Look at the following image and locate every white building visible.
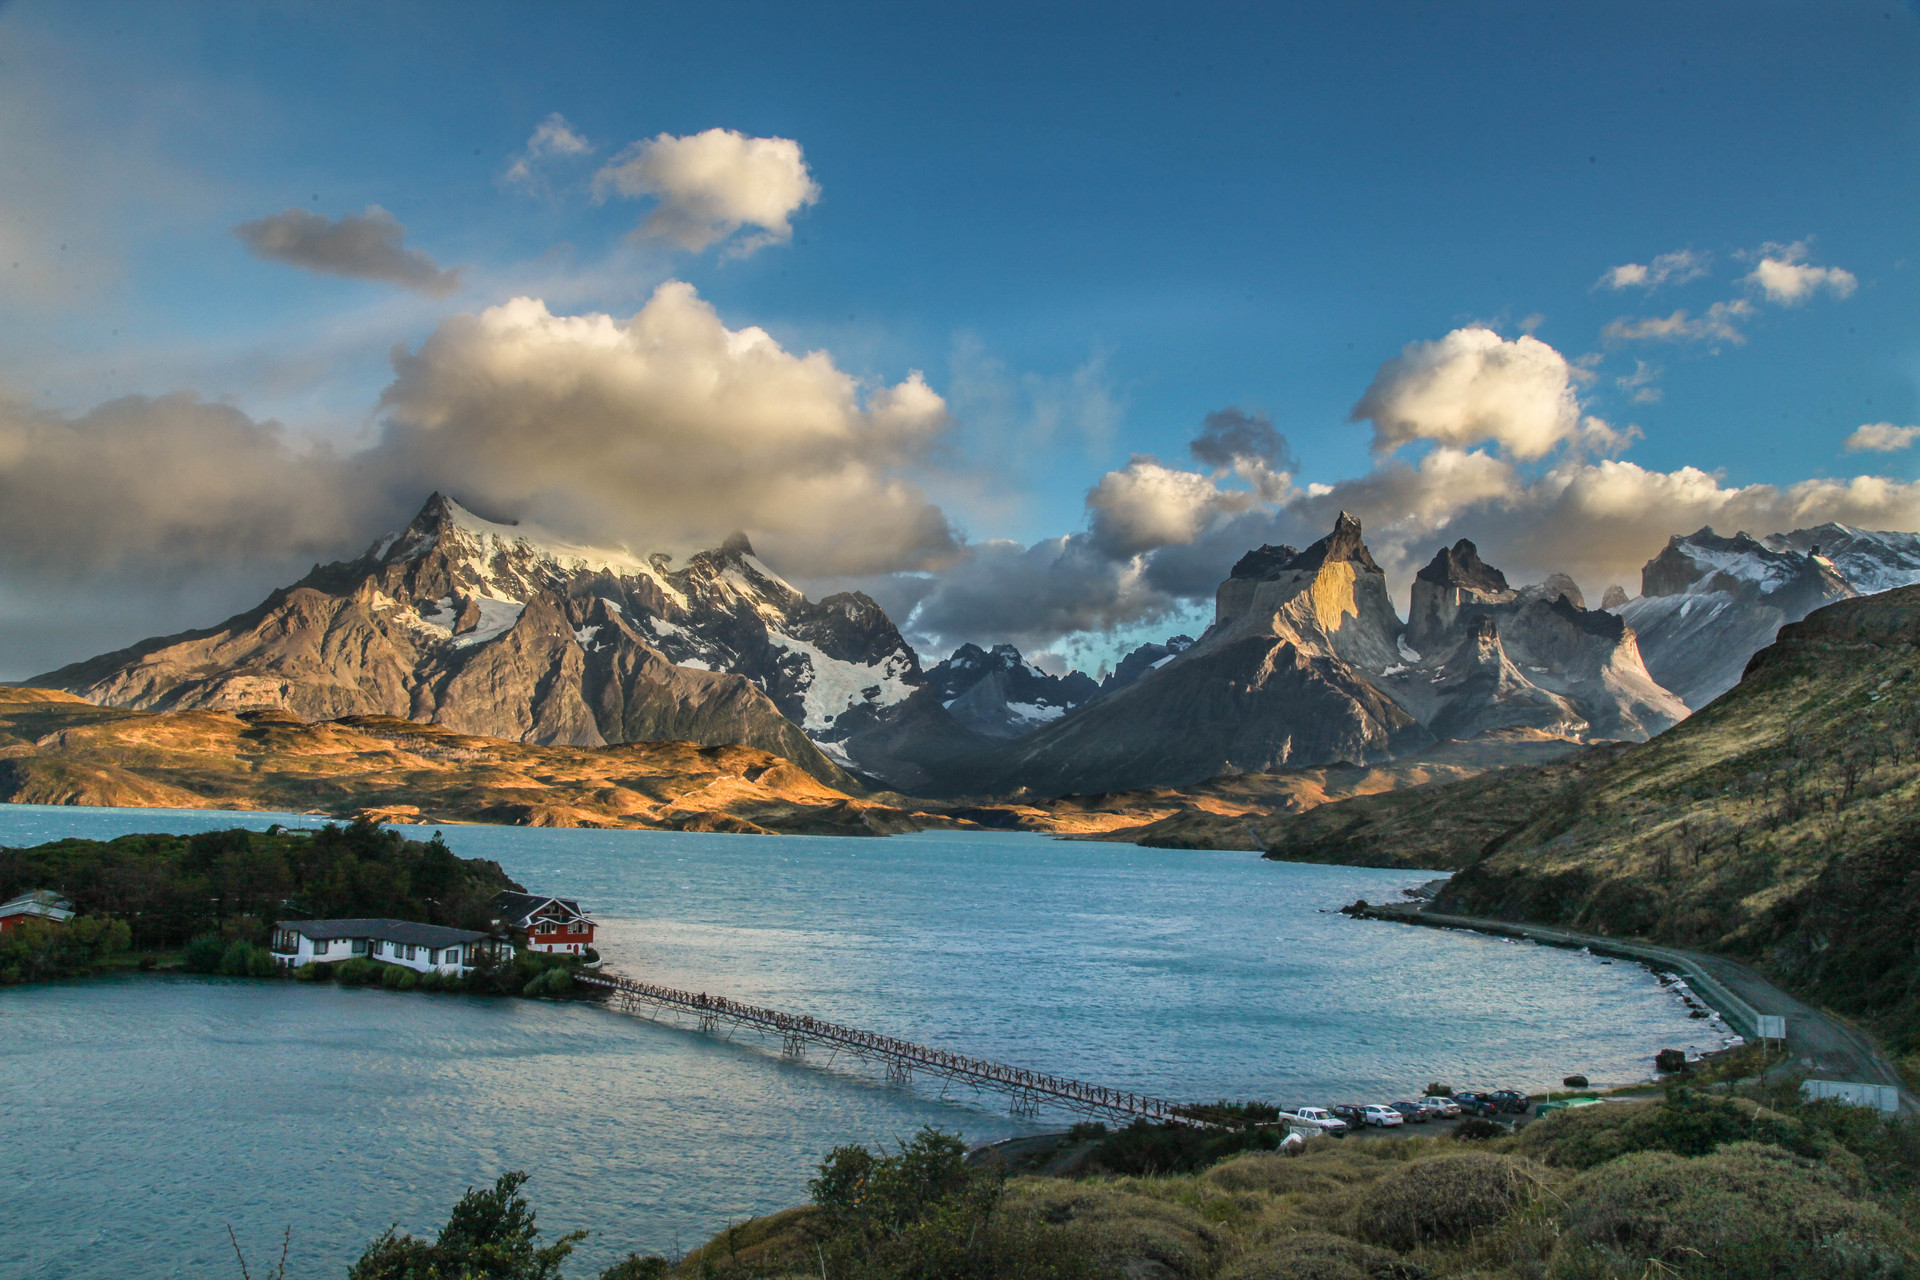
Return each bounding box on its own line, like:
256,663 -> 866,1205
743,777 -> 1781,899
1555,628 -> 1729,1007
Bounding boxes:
270,918 -> 507,974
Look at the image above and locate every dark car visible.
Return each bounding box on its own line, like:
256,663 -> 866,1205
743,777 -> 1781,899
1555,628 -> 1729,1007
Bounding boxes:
1388,1100 -> 1430,1123
1451,1092 -> 1500,1117
1486,1089 -> 1531,1115
1329,1104 -> 1368,1128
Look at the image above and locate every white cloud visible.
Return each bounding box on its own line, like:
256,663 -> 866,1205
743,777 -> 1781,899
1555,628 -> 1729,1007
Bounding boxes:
233,206 -> 461,296
1745,240 -> 1857,305
373,282 -> 955,575
593,128 -> 820,255
1348,327 -> 1584,461
504,112 -> 593,190
1845,422 -> 1920,453
1596,249 -> 1710,292
1616,359 -> 1663,404
1602,299 -> 1753,345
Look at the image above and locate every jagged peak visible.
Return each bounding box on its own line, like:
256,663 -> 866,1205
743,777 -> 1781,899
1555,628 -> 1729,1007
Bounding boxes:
1415,539 -> 1511,594
719,531 -> 756,559
1228,513 -> 1381,582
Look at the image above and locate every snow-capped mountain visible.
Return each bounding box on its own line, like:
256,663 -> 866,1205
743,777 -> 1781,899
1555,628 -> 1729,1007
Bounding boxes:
1609,529 -> 1856,709
987,516 -> 1683,796
922,643 -> 1098,740
1761,523 -> 1920,594
1097,635 -> 1196,695
32,494 -> 927,785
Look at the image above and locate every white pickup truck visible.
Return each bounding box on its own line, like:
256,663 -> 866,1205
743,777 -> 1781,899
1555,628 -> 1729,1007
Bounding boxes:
1286,1106 -> 1350,1134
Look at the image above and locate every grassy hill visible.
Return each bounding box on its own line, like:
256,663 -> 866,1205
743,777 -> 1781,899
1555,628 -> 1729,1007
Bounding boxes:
1263,585 -> 1920,1067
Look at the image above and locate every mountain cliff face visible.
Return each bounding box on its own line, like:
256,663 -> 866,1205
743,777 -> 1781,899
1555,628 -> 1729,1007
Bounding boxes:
29,495 -> 928,787
986,514 -> 1432,795
1376,539 -> 1686,742
1097,635 -> 1196,696
1611,529 -> 1857,709
922,644 -> 1098,740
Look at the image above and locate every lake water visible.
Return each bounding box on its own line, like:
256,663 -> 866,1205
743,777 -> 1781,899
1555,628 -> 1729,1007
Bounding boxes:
1,805 -> 1726,1279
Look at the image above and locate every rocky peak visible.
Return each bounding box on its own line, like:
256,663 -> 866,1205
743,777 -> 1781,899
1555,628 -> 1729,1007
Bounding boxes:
1289,511 -> 1382,575
1230,544 -> 1300,580
1599,584 -> 1630,611
1415,540 -> 1511,595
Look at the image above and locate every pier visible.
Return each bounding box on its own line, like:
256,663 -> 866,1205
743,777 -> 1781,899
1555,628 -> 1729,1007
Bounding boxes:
578,971 -> 1190,1123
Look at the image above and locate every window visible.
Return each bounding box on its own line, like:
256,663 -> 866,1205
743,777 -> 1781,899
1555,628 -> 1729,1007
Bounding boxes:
406,945 -> 417,961
313,938 -> 329,956
428,948 -> 440,964
352,938 -> 368,955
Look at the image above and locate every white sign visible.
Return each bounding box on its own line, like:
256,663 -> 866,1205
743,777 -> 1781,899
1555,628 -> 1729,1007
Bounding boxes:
1756,1015 -> 1786,1040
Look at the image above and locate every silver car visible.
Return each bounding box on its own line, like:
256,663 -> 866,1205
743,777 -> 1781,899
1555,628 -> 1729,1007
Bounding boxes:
1417,1096 -> 1461,1118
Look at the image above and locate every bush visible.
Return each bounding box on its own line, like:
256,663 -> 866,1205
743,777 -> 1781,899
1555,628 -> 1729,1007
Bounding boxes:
1356,1153 -> 1548,1251
1513,1089 -> 1831,1170
292,960 -> 327,982
1220,1231 -> 1429,1280
183,932 -> 228,973
0,914 -> 131,983
1550,1142 -> 1917,1279
521,966 -> 574,999
997,1180 -> 1231,1280
217,940 -> 278,977
1082,1118 -> 1288,1176
335,957 -> 382,985
1452,1117 -> 1507,1141
349,1171 -> 583,1280
597,1253 -> 669,1280
1424,1082 -> 1454,1097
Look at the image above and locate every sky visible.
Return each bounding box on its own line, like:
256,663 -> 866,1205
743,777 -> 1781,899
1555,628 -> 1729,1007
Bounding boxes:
2,0 -> 1919,679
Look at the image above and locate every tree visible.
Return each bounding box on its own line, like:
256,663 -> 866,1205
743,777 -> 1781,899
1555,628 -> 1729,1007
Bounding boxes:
349,1172 -> 585,1280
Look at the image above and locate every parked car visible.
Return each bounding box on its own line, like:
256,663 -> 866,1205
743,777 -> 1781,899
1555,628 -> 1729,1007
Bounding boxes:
1416,1096 -> 1461,1119
1361,1104 -> 1405,1127
1486,1089 -> 1531,1115
1388,1100 -> 1430,1123
1330,1104 -> 1369,1129
1289,1107 -> 1349,1134
1451,1092 -> 1500,1117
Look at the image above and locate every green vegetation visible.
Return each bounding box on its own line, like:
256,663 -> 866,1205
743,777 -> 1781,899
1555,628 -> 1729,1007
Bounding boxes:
362,1085 -> 1920,1280
0,913 -> 129,983
0,817 -> 517,953
350,1172 -> 585,1280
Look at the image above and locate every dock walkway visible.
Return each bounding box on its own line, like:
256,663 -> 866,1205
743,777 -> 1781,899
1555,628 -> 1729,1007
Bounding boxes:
577,971 -> 1188,1123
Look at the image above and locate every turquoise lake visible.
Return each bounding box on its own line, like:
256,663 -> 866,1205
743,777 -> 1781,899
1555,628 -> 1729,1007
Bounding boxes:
0,805 -> 1727,1278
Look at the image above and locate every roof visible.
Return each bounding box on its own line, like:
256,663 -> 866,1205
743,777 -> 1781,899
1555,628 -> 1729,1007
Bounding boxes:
0,890 -> 76,921
275,918 -> 491,947
494,890 -> 595,928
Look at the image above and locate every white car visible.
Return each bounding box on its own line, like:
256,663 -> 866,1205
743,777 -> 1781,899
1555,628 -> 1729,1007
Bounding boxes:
1289,1107 -> 1350,1134
1417,1096 -> 1461,1118
1361,1104 -> 1405,1127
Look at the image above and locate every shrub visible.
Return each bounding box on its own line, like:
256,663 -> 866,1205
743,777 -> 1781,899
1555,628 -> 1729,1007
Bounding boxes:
1550,1142 -> 1917,1279
381,964 -> 416,991
1220,1231 -> 1429,1280
0,914 -> 131,983
217,940 -> 278,977
598,1254 -> 669,1280
349,1171 -> 583,1280
1452,1118 -> 1507,1141
293,961 -> 326,982
1356,1153 -> 1548,1251
183,932 -> 228,973
335,958 -> 381,985
1424,1082 -> 1454,1097
1513,1089 -> 1830,1170
1082,1118 -> 1287,1176
521,967 -> 574,998
1563,1075 -> 1589,1088
998,1180 -> 1231,1280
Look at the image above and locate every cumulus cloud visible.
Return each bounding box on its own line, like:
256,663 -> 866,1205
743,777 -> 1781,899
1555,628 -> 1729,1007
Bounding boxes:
504,112 -> 593,190
1602,299 -> 1752,345
593,128 -> 820,255
1596,249 -> 1710,292
373,282 -> 955,575
233,206 -> 460,295
1189,406 -> 1295,472
1348,327 -> 1585,460
1846,422 -> 1920,453
0,390 -> 377,581
1745,240 -> 1857,305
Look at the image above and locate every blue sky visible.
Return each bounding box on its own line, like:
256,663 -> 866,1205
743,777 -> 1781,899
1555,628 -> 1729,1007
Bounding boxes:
2,1 -> 1918,675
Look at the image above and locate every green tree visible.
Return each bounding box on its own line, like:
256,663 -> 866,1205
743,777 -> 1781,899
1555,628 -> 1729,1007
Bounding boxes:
349,1172 -> 584,1280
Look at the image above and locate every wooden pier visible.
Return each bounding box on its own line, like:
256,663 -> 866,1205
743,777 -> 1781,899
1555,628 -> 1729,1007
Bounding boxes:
577,971 -> 1188,1123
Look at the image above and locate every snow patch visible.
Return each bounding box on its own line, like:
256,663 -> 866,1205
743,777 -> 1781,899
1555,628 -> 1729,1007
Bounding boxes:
1005,701 -> 1067,724
769,631 -> 918,732
1397,636 -> 1422,663
1148,654 -> 1176,670
453,597 -> 526,647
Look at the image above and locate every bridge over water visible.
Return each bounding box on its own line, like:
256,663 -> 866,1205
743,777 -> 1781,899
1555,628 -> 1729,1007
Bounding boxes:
578,971 -> 1193,1123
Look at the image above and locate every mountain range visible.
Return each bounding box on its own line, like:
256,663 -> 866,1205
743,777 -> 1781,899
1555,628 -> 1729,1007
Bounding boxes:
23,493 -> 1920,800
